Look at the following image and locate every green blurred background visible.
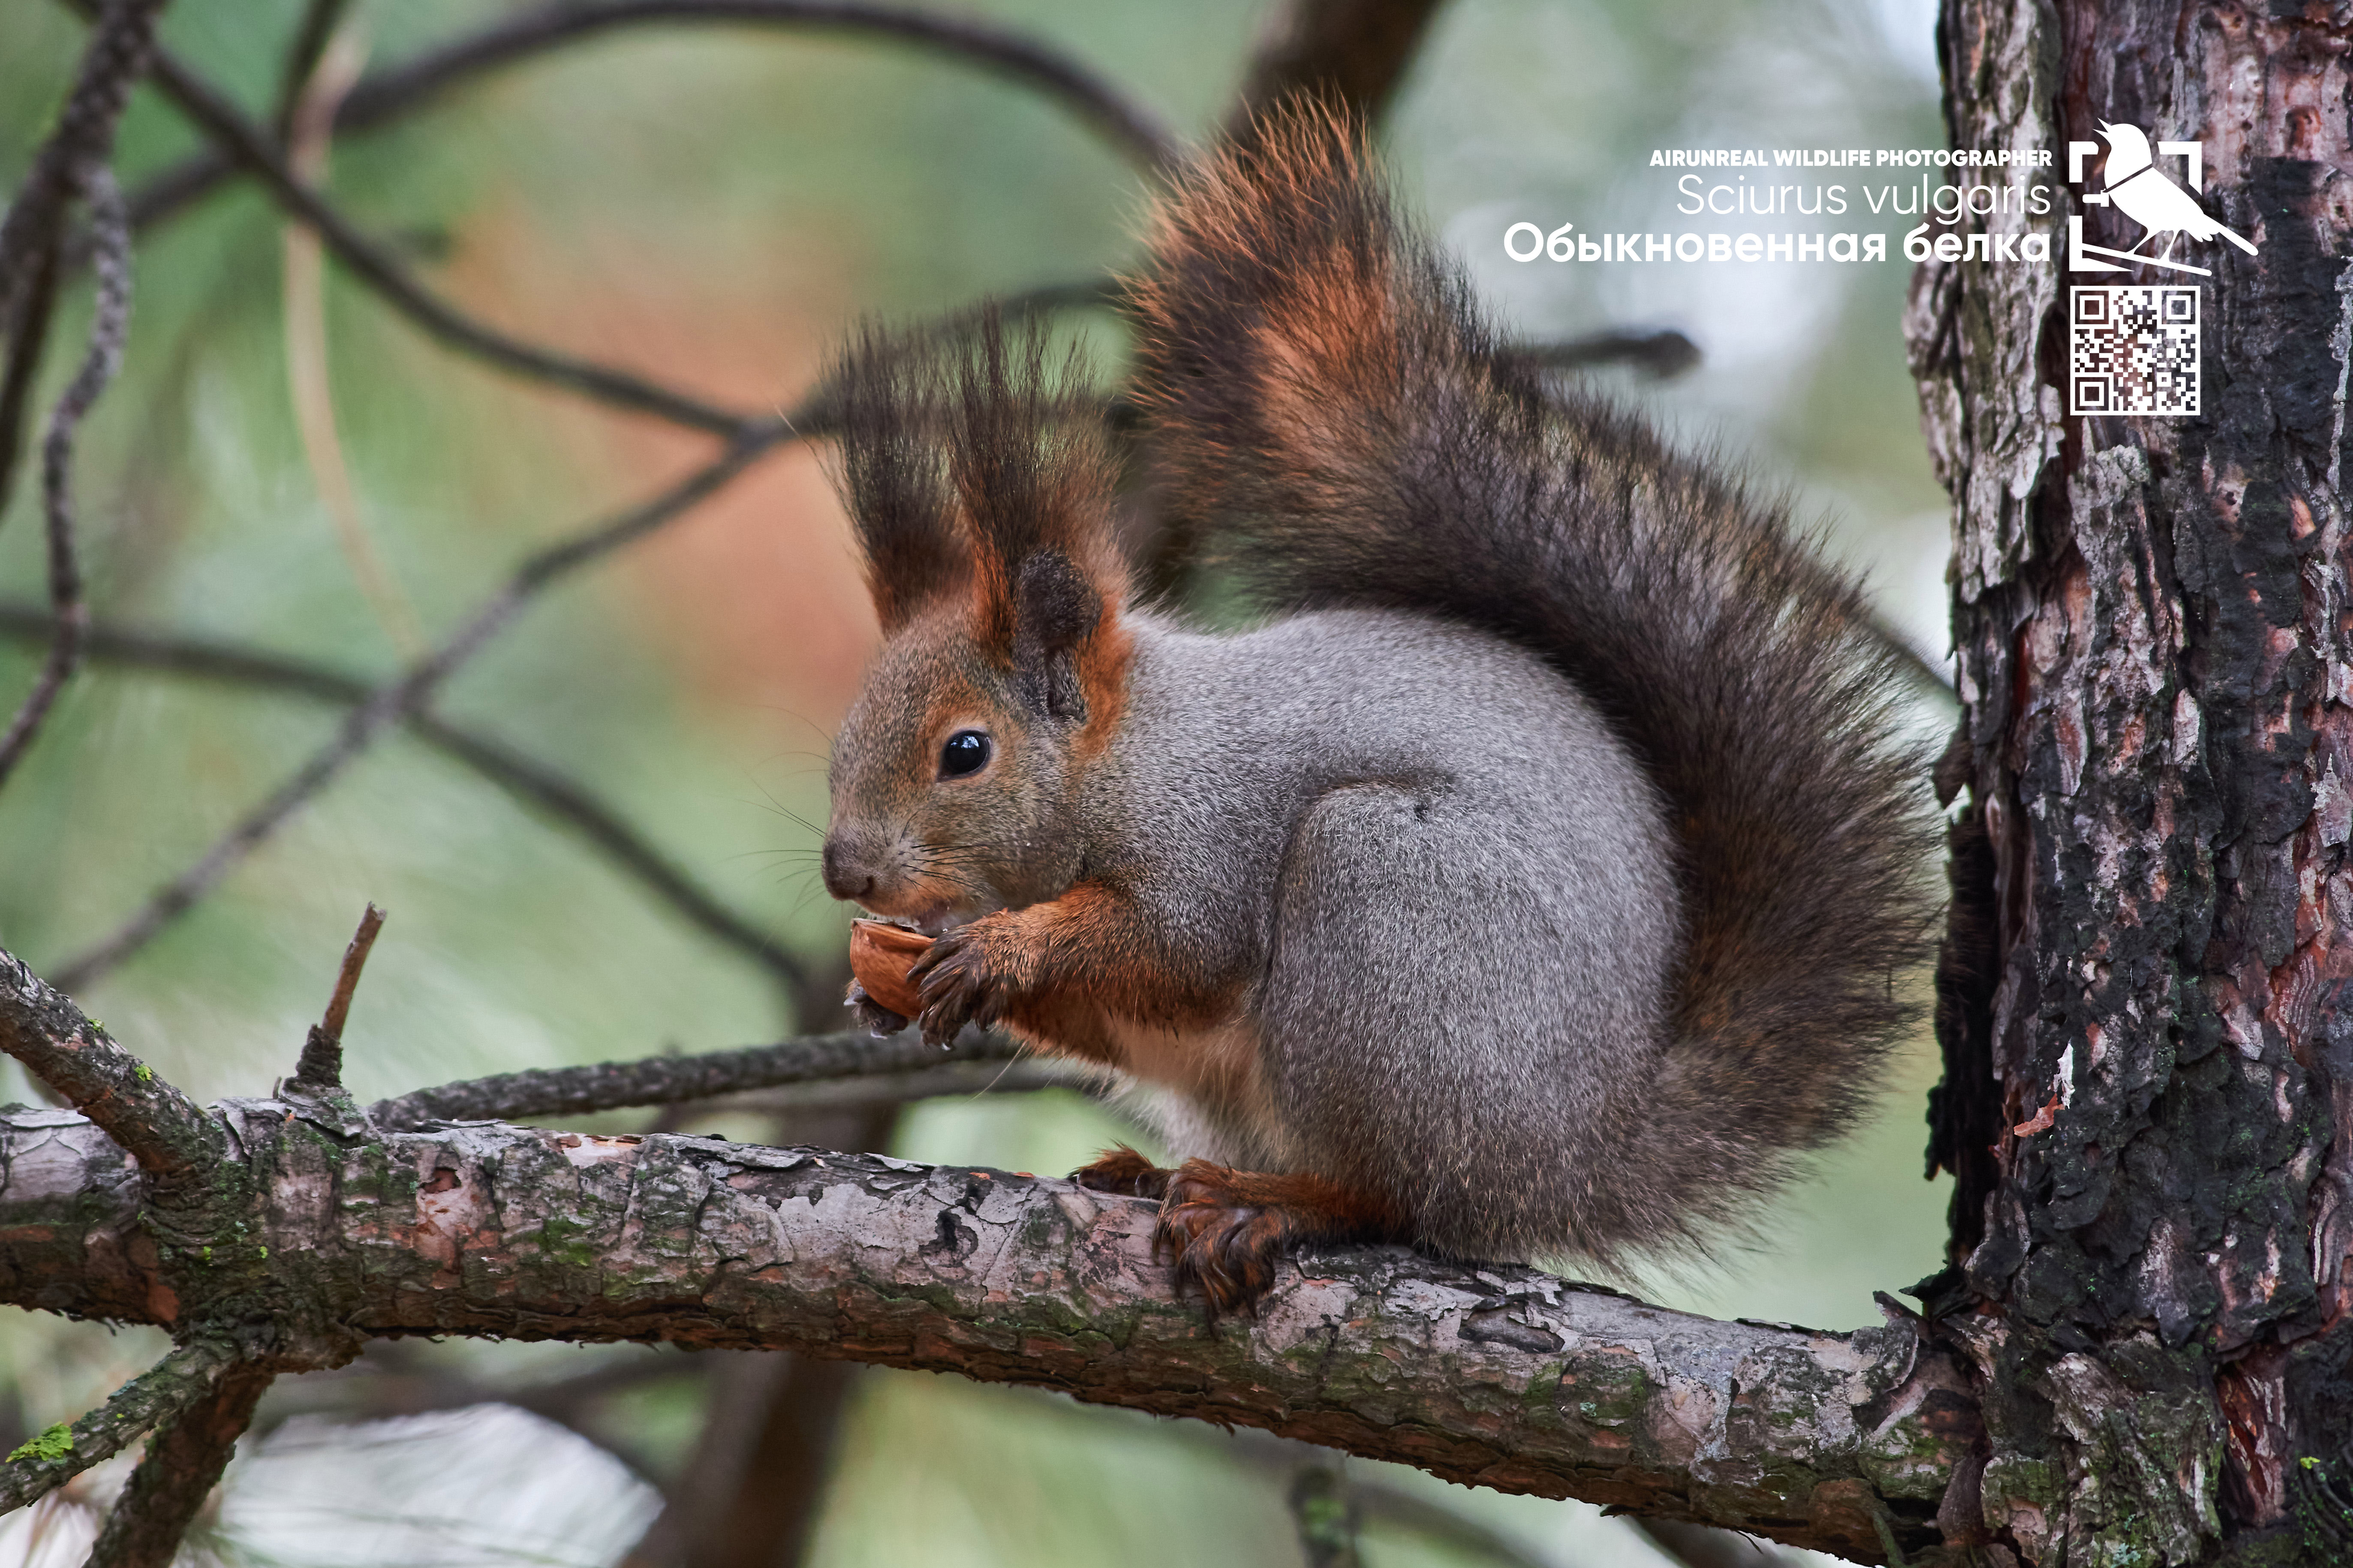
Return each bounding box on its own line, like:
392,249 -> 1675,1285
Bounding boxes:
0,0 -> 1954,1562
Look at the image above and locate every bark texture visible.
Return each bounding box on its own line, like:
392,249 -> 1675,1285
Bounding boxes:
1909,1 -> 2353,1562
0,1102 -> 1976,1562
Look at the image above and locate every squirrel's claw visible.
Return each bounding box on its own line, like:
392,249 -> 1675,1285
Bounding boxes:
907,928 -> 1006,1048
843,980 -> 909,1038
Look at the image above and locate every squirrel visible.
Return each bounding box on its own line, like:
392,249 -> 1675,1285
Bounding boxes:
816,105 -> 1937,1316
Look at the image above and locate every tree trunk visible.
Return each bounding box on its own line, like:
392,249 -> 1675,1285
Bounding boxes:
1909,1 -> 2353,1562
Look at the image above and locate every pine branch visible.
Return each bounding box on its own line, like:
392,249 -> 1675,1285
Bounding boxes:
0,945 -> 219,1176
86,1362 -> 276,1568
0,1087 -> 1971,1564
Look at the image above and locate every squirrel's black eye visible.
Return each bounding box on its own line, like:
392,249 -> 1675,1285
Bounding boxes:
938,729 -> 992,779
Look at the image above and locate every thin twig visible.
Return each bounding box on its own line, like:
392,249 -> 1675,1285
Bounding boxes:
73,5 -> 1171,436
698,1057 -> 1102,1116
292,903 -> 385,1091
351,2 -> 1180,172
50,424 -> 793,992
86,1361 -> 276,1568
0,234 -> 63,528
0,1339 -> 239,1514
1505,327 -> 1702,381
0,166 -> 130,791
319,904 -> 386,1043
366,1026 -> 1022,1130
0,601 -> 815,997
1040,1395 -> 1560,1568
118,0 -> 1180,243
1871,611 -> 1958,699
126,38 -> 758,438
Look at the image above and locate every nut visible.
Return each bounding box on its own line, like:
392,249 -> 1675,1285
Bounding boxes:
848,919 -> 933,1018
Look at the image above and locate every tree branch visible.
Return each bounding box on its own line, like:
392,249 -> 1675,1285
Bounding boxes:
0,1339 -> 240,1513
48,423 -> 794,992
0,946 -> 219,1176
0,1095 -> 1973,1563
86,1361 -> 276,1568
117,0 -> 1180,249
0,600 -> 817,998
0,165 -> 129,791
366,1026 -> 1023,1130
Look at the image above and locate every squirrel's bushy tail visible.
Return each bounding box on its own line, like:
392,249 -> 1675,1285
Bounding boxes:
1130,107 -> 1939,1240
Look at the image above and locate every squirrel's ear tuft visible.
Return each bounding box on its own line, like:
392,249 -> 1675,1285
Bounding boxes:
945,310 -> 1129,697
825,323 -> 968,632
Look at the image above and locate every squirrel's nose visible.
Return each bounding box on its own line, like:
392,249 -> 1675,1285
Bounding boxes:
821,838 -> 877,903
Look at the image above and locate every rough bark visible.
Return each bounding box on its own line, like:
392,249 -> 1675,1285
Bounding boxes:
0,1103 -> 1977,1562
1909,1 -> 2353,1562
87,1362 -> 274,1568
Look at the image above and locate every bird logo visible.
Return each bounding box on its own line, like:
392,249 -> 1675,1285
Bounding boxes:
2067,122 -> 2256,276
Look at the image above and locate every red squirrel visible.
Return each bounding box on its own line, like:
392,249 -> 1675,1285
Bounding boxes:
818,108 -> 1937,1315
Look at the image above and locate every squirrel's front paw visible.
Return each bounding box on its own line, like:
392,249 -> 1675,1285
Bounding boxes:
906,925 -> 1010,1047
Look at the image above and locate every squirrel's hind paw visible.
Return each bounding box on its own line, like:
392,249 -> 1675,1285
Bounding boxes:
1152,1162 -> 1403,1320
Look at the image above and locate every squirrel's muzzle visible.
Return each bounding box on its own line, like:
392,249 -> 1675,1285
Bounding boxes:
821,836 -> 877,903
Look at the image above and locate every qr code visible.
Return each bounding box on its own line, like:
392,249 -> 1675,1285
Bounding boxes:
2070,286 -> 2199,416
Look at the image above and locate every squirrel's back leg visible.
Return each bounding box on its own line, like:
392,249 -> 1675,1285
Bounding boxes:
1075,763 -> 1675,1317
1152,1162 -> 1404,1316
